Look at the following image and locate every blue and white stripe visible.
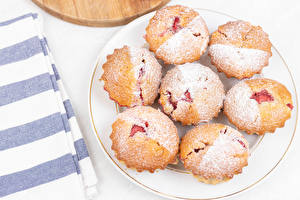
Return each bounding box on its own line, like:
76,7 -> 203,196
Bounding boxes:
0,13 -> 97,200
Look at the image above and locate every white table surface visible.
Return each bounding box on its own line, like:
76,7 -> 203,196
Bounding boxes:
1,0 -> 299,199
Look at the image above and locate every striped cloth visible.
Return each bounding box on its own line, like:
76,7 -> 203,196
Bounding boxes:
0,13 -> 98,199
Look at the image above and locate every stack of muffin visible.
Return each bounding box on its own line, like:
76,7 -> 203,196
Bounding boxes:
100,5 -> 293,184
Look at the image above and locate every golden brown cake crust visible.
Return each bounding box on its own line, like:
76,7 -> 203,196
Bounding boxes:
110,106 -> 179,173
101,46 -> 162,107
210,20 -> 272,53
180,124 -> 249,184
101,46 -> 136,107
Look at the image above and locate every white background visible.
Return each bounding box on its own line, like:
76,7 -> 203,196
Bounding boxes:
0,0 -> 299,199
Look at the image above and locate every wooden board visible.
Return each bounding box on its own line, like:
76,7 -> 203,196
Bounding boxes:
32,0 -> 170,27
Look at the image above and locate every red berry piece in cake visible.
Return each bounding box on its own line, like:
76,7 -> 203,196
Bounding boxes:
250,89 -> 274,104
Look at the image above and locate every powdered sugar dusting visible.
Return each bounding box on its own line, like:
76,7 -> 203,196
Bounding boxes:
224,81 -> 261,129
128,46 -> 162,106
156,15 -> 209,64
198,127 -> 249,179
209,44 -> 269,72
178,63 -> 219,93
129,46 -> 147,79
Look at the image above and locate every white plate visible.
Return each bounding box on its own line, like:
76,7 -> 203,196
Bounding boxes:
88,8 -> 298,200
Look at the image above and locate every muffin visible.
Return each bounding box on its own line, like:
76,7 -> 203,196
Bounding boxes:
224,78 -> 293,135
208,20 -> 272,79
180,123 -> 249,184
110,106 -> 179,172
145,5 -> 209,64
159,63 -> 225,125
101,45 -> 162,107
